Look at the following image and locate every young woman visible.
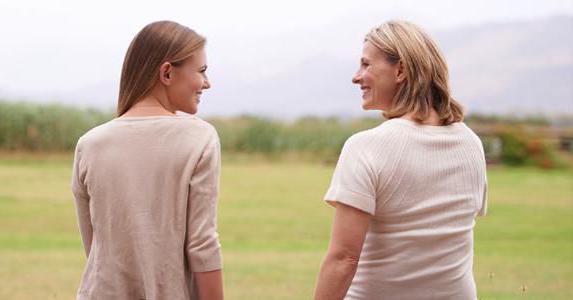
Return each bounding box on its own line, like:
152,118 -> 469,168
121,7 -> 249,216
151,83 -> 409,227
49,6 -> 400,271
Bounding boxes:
314,20 -> 488,300
71,21 -> 224,300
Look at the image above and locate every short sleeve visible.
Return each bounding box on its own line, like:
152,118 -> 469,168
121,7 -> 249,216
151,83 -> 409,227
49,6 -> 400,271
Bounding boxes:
477,139 -> 488,217
185,130 -> 223,272
477,177 -> 488,217
324,134 -> 377,215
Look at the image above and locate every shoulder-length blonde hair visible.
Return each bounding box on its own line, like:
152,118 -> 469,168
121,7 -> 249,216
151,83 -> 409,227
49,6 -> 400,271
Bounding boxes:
117,21 -> 206,116
366,20 -> 464,125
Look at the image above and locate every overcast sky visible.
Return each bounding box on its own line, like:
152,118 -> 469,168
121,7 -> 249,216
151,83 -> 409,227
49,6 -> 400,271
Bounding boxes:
1,0 -> 572,104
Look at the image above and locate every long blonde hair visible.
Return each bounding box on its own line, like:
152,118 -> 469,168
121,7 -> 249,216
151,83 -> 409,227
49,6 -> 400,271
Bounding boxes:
117,21 -> 206,116
366,20 -> 464,125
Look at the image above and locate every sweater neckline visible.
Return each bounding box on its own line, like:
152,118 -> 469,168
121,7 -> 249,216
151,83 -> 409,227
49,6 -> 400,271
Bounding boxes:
112,115 -> 196,121
387,118 -> 464,132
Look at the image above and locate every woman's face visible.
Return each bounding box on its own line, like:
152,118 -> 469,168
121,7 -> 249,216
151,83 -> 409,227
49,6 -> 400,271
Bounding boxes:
352,41 -> 402,111
166,48 -> 211,114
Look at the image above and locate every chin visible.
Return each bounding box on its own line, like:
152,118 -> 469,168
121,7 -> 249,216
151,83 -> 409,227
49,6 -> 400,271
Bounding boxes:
362,97 -> 387,111
362,99 -> 375,110
180,107 -> 197,115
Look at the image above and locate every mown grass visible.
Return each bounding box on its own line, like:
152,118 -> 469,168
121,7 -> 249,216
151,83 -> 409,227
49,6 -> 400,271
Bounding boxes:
0,154 -> 571,299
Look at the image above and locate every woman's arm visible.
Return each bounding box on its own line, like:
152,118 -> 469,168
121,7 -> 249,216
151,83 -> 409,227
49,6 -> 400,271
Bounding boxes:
186,130 -> 224,298
71,142 -> 93,257
314,202 -> 370,300
195,269 -> 224,300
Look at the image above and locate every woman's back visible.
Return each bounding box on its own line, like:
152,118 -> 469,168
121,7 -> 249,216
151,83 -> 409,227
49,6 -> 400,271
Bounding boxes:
72,115 -> 222,299
324,118 -> 487,299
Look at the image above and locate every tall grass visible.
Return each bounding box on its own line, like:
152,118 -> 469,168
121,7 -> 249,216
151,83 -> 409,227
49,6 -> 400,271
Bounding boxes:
0,101 -> 379,160
0,100 -> 568,167
211,116 -> 380,159
0,101 -> 111,151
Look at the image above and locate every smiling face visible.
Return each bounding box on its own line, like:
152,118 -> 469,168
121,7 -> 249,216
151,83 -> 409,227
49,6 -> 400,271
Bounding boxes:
164,47 -> 211,114
352,41 -> 403,111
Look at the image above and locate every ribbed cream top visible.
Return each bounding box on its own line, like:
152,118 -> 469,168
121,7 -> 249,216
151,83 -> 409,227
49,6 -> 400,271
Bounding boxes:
325,118 -> 487,300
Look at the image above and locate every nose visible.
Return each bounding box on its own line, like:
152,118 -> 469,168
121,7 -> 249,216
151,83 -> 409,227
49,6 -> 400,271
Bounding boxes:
203,78 -> 211,90
352,72 -> 361,85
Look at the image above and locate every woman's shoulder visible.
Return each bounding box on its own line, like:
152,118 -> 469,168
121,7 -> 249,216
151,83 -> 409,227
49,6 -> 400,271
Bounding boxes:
343,118 -> 477,151
346,119 -> 408,144
76,115 -> 218,148
161,115 -> 217,135
75,119 -> 114,148
342,122 -> 400,154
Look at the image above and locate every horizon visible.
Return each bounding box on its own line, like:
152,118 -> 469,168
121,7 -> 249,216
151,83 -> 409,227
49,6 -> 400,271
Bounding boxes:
1,1 -> 572,118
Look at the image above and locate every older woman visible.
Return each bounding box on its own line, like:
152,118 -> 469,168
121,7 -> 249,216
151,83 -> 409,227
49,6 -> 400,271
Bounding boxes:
314,20 -> 487,300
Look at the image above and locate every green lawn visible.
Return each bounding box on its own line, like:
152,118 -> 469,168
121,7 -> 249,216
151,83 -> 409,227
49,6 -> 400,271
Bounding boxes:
0,154 -> 571,299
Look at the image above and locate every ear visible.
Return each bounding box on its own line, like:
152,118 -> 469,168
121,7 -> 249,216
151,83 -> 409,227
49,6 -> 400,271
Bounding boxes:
395,61 -> 406,84
159,62 -> 173,85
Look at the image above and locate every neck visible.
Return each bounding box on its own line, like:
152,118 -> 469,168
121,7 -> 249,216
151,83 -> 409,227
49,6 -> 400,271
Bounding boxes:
402,109 -> 442,126
121,93 -> 176,117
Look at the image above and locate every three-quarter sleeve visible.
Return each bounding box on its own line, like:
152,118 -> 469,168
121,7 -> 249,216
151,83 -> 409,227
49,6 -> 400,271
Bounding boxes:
324,134 -> 377,215
185,131 -> 223,272
71,141 -> 93,257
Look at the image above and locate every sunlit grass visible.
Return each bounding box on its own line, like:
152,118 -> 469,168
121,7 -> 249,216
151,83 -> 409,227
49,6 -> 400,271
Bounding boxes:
0,154 -> 571,299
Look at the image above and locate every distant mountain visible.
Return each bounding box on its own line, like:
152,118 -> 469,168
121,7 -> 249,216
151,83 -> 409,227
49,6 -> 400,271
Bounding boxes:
438,15 -> 573,115
208,15 -> 573,118
2,16 -> 571,118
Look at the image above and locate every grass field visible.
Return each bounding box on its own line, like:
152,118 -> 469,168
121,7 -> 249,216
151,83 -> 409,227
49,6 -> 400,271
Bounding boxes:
0,153 -> 571,299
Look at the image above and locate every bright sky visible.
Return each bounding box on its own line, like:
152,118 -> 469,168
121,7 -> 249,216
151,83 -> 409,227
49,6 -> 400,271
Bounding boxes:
1,0 -> 572,97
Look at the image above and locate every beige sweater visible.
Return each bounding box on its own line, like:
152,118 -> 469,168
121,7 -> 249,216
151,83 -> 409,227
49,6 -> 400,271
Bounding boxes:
71,115 -> 222,300
325,118 -> 487,300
